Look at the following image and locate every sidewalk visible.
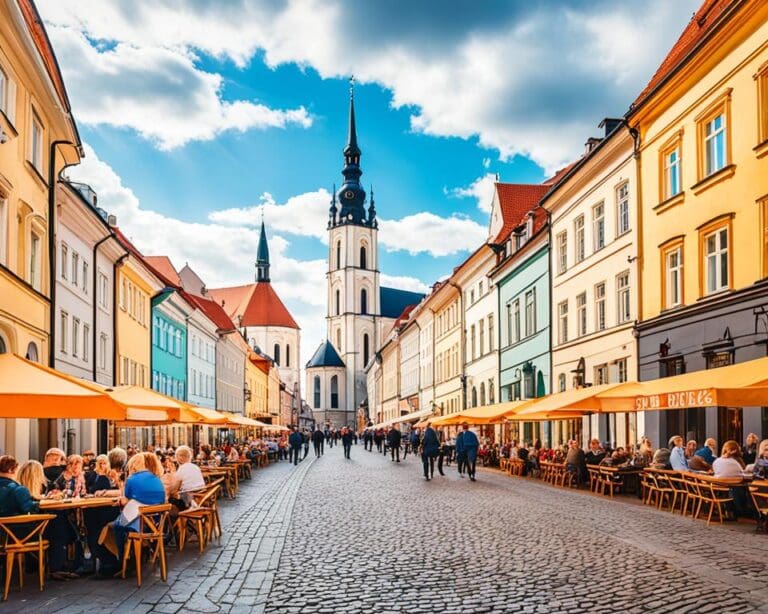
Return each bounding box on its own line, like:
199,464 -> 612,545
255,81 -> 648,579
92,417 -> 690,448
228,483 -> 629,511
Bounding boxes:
5,456 -> 314,614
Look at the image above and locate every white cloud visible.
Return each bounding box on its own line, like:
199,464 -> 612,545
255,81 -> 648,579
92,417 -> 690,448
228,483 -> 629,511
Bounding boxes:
46,26 -> 311,149
380,274 -> 430,294
449,173 -> 497,213
38,0 -> 700,171
378,212 -> 487,257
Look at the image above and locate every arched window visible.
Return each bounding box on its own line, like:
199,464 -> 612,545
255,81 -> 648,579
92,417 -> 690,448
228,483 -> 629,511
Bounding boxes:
363,333 -> 370,367
273,343 -> 280,366
336,241 -> 342,269
558,373 -> 566,392
480,382 -> 486,406
335,289 -> 340,315
330,375 -> 339,409
313,375 -> 321,408
25,342 -> 38,362
360,288 -> 368,314
360,245 -> 367,269
471,387 -> 477,408
489,380 -> 495,404
285,344 -> 290,367
0,335 -> 6,354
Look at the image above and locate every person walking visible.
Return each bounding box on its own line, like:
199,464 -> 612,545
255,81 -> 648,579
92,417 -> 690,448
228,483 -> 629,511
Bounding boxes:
312,427 -> 325,458
387,425 -> 402,462
409,428 -> 420,462
421,422 -> 440,481
289,427 -> 303,465
363,428 -> 373,451
436,429 -> 446,476
341,427 -> 354,459
302,429 -> 310,459
455,429 -> 467,478
457,422 -> 480,481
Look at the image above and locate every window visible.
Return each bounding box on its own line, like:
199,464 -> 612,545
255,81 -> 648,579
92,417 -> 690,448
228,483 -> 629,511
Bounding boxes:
336,241 -> 341,269
83,324 -> 89,362
72,318 -> 80,357
663,145 -> 681,199
30,110 -> 43,172
470,290 -> 475,305
574,216 -> 585,263
513,299 -> 521,343
664,243 -> 683,308
360,245 -> 367,269
0,66 -> 7,116
558,373 -> 566,393
82,260 -> 88,293
479,319 -> 485,355
556,232 -> 567,273
558,301 -> 568,344
703,225 -> 729,294
167,327 -> 174,351
60,311 -> 68,353
60,243 -> 68,279
360,288 -> 367,314
120,278 -> 127,310
594,282 -> 606,331
595,363 -> 608,385
273,343 -> 280,366
524,289 -> 536,337
617,271 -> 631,323
98,272 -> 108,308
487,315 -> 494,352
335,328 -> 341,352
758,64 -> 768,144
285,344 -> 290,368
313,376 -> 321,408
704,113 -> 726,176
330,375 -> 339,408
616,182 -> 630,236
617,358 -> 628,383
471,387 -> 477,407
99,334 -> 107,370
592,203 -> 605,251
470,325 -> 476,360
576,292 -> 587,337
335,289 -> 340,315
479,281 -> 484,296
0,197 -> 6,267
763,199 -> 768,279
480,382 -> 486,406
29,231 -> 41,290
71,252 -> 79,287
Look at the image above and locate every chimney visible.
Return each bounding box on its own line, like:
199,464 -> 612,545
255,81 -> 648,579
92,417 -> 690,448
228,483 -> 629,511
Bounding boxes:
584,137 -> 602,154
598,117 -> 623,138
107,214 -> 117,227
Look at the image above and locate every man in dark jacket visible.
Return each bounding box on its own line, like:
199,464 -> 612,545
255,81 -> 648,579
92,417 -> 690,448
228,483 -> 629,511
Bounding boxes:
341,427 -> 354,459
387,425 -> 402,462
312,427 -> 325,458
302,430 -> 310,459
456,422 -> 480,481
421,423 -> 440,480
288,427 -> 303,465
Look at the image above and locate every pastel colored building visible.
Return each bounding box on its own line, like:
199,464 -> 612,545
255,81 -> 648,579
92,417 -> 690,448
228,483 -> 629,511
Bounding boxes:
629,0 -> 768,446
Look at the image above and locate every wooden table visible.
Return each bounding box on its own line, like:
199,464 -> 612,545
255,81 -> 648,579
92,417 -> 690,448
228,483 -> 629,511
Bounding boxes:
39,496 -> 120,511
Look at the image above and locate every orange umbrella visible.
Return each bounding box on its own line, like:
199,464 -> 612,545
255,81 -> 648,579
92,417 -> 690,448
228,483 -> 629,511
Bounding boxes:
0,353 -> 127,420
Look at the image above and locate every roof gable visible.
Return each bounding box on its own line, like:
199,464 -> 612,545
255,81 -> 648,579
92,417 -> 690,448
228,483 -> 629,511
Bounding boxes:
491,183 -> 550,244
306,340 -> 345,368
145,256 -> 181,287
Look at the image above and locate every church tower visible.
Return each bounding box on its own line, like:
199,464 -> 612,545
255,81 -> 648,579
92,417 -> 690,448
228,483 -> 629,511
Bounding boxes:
326,80 -> 380,420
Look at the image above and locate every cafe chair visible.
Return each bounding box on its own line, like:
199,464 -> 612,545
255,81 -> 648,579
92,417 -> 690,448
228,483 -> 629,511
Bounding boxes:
121,504 -> 172,588
694,477 -> 733,526
0,514 -> 56,601
665,473 -> 688,514
175,485 -> 220,553
749,483 -> 768,532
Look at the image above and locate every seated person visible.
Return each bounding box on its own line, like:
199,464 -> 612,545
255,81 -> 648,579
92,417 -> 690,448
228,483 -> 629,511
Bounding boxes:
42,447 -> 67,489
650,447 -> 670,469
744,433 -> 759,466
585,439 -> 605,466
0,455 -> 39,516
687,454 -> 711,472
753,439 -> 768,479
712,440 -> 745,478
86,454 -> 113,494
694,438 -> 717,466
53,454 -> 88,497
175,445 -> 206,494
684,439 -> 697,460
632,437 -> 654,468
565,439 -> 586,482
81,450 -> 96,471
668,436 -> 688,471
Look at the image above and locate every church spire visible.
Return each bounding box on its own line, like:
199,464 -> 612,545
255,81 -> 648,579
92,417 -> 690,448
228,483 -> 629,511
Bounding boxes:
256,213 -> 270,282
336,76 -> 367,226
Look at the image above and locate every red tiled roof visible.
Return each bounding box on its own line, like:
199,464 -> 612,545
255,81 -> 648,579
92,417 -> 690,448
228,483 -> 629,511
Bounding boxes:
493,183 -> 550,244
632,0 -> 734,110
248,351 -> 272,374
183,291 -> 237,332
209,282 -> 299,329
144,256 -> 181,287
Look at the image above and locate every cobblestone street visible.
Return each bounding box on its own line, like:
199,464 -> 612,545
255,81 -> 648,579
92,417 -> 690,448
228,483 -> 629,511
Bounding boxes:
6,446 -> 768,613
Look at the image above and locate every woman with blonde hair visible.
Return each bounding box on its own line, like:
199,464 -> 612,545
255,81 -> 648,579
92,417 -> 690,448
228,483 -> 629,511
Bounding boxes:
16,460 -> 47,500
752,439 -> 768,479
53,454 -> 87,498
86,454 -> 113,494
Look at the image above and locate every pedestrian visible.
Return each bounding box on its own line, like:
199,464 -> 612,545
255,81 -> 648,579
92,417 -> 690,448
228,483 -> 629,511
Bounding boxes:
288,426 -> 303,466
409,428 -> 420,461
363,428 -> 373,451
436,429 -> 446,476
387,425 -> 402,462
312,427 -> 325,458
325,427 -> 332,448
457,422 -> 480,481
374,429 -> 384,453
421,422 -> 440,481
302,429 -> 310,460
455,429 -> 467,478
341,427 -> 354,459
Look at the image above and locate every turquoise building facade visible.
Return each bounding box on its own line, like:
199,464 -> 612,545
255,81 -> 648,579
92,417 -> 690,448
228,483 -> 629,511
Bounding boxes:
151,292 -> 189,401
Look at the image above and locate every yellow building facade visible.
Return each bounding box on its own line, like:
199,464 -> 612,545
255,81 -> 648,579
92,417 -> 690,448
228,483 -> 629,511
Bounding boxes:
245,351 -> 269,420
630,0 -> 768,446
431,283 -> 463,416
0,0 -> 81,459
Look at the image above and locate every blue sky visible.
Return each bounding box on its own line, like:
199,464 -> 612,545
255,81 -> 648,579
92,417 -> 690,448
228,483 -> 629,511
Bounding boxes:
37,0 -> 700,364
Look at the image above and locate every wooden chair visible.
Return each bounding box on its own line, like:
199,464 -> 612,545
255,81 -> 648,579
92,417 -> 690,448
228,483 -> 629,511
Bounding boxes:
175,485 -> 221,552
649,471 -> 675,510
600,467 -> 624,498
694,477 -> 733,526
0,514 -> 56,601
510,459 -> 524,477
587,467 -> 602,494
499,457 -> 509,472
640,470 -> 657,505
121,504 -> 172,587
665,473 -> 688,514
749,482 -> 768,532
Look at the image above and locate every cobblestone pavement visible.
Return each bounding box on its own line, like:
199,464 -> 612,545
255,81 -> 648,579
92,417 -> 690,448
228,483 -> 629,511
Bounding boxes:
267,446 -> 768,614
4,456 -> 311,613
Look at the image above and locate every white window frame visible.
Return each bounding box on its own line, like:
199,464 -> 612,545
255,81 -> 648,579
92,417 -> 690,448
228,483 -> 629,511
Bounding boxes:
29,231 -> 41,290
83,324 -> 90,362
576,292 -> 587,337
666,246 -> 682,308
704,113 -> 726,176
616,182 -> 630,236
705,227 -> 729,294
616,271 -> 631,324
524,289 -> 536,337
71,252 -> 79,287
556,231 -> 567,273
30,109 -> 44,172
664,147 -> 681,199
60,242 -> 68,280
592,202 -> 605,251
558,300 -> 568,344
574,215 -> 585,263
72,317 -> 80,358
595,282 -> 606,332
60,311 -> 68,353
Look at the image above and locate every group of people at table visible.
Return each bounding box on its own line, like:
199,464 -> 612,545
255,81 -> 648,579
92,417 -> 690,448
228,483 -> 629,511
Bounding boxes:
0,439 -> 270,582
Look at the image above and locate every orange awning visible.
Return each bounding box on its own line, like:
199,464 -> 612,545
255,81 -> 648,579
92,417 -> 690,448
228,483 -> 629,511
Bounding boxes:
510,382 -> 634,418
432,401 -> 534,426
0,354 -> 127,420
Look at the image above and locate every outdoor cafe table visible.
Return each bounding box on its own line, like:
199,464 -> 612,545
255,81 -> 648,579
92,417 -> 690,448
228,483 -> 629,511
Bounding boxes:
200,465 -> 238,497
39,496 -> 120,511
598,466 -> 643,497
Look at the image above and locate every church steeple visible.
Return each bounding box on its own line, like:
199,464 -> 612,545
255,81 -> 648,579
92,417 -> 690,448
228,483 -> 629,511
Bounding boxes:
335,77 -> 367,227
256,215 -> 270,282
